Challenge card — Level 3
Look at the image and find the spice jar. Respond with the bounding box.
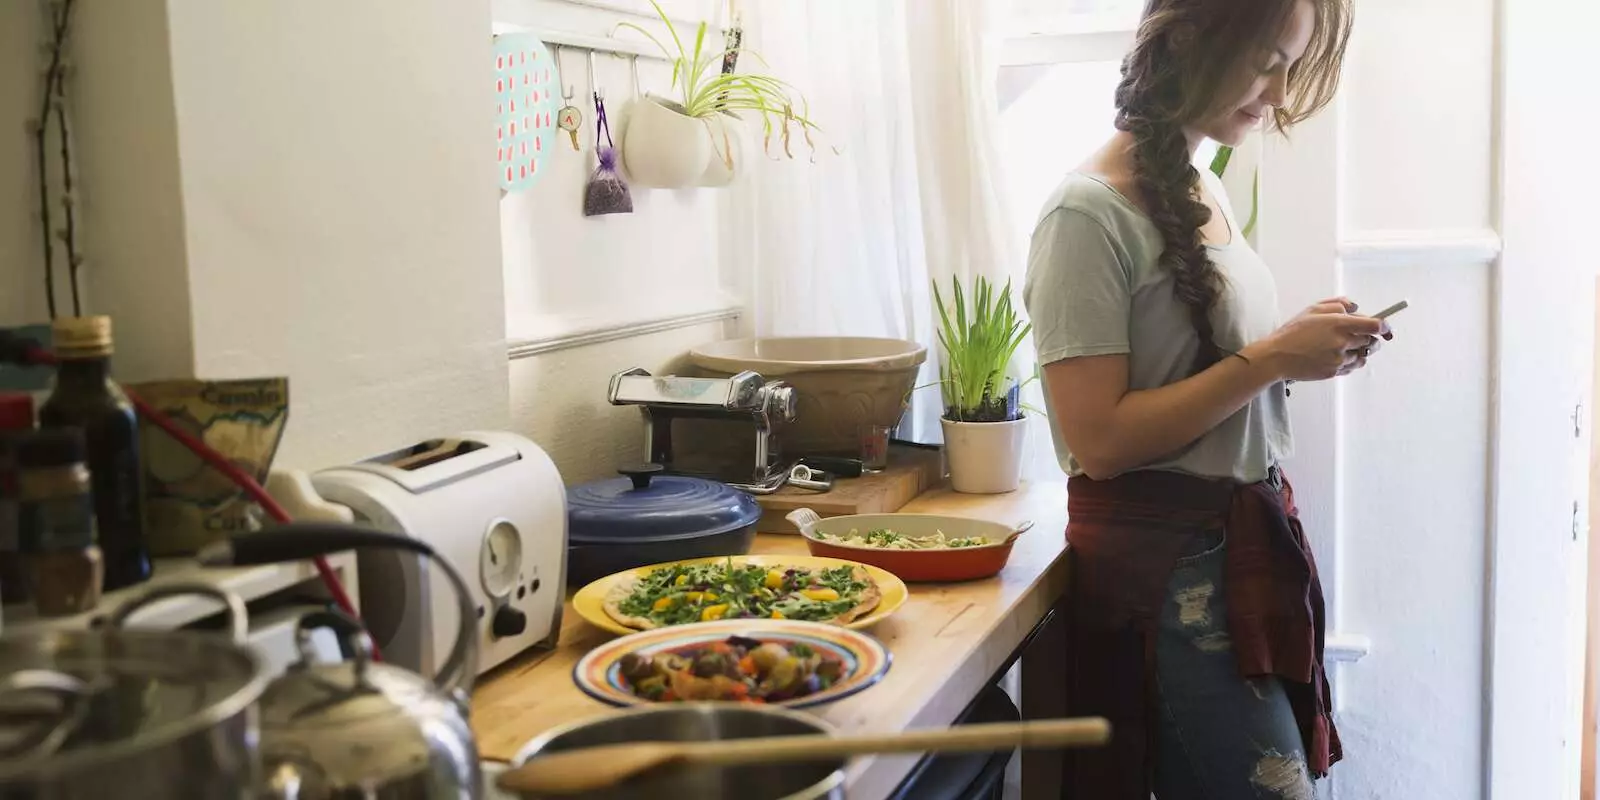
[0,392,36,607]
[17,428,103,616]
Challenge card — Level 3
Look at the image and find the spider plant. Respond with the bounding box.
[616,0,824,163]
[932,276,1033,423]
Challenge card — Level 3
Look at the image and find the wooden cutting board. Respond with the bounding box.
[754,444,945,534]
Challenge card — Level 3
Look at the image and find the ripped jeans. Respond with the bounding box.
[1152,527,1318,800]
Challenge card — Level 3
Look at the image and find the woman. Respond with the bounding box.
[1022,0,1380,797]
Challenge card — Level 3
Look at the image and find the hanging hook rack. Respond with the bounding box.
[586,47,601,101]
[529,28,675,65]
[552,44,575,102]
[546,0,711,33]
[605,51,644,99]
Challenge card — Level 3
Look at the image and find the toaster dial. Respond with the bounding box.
[480,520,523,599]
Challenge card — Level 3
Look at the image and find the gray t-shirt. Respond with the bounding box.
[1022,170,1293,482]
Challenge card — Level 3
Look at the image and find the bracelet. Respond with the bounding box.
[1227,351,1252,366]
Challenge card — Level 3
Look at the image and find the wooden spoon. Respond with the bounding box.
[495,717,1111,796]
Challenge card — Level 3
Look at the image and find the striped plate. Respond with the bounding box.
[573,619,892,710]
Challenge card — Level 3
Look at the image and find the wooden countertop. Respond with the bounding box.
[470,481,1070,799]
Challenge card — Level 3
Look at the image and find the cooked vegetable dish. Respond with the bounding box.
[618,636,846,703]
[603,559,882,631]
[816,528,990,550]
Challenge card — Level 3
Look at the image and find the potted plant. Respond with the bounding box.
[933,276,1033,494]
[617,0,823,188]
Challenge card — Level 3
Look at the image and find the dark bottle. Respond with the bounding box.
[38,316,150,590]
[16,429,103,616]
[0,392,35,605]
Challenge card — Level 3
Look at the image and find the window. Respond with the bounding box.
[997,2,1223,262]
[1004,0,1144,37]
[997,0,1227,479]
[997,2,1141,249]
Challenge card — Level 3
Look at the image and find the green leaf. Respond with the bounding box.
[1209,145,1233,178]
[1242,169,1260,239]
[621,0,821,160]
[929,275,1030,421]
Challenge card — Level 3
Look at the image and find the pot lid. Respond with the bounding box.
[567,465,761,544]
[0,630,266,776]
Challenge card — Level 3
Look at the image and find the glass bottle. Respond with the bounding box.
[39,316,150,590]
[17,429,103,616]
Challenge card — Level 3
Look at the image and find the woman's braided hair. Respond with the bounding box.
[1114,0,1352,372]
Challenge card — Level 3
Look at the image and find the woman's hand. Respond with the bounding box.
[1244,297,1391,382]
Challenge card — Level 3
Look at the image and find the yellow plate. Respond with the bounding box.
[572,555,911,637]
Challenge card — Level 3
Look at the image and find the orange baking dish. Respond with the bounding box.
[785,510,1028,583]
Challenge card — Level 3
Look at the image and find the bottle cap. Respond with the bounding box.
[52,316,114,358]
[16,429,86,468]
[0,393,33,433]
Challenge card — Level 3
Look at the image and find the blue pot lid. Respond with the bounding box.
[567,465,761,544]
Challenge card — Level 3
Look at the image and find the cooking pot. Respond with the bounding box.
[506,704,844,800]
[565,465,759,586]
[198,523,482,800]
[0,584,269,799]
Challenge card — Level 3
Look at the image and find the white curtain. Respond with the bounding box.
[730,0,1031,452]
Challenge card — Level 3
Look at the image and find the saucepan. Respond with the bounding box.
[0,584,269,799]
[494,704,845,800]
[491,705,1113,799]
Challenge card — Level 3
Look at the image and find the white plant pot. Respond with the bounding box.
[622,95,712,189]
[941,417,1028,495]
[697,112,748,187]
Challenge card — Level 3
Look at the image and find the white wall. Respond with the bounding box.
[73,0,198,382]
[494,0,734,343]
[1,0,513,469]
[492,0,741,483]
[162,0,511,468]
[2,0,743,483]
[1488,0,1600,796]
[1,0,49,326]
[1,0,198,382]
[1260,0,1499,797]
[1335,0,1498,790]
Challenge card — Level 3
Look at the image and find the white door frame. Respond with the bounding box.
[1485,0,1599,796]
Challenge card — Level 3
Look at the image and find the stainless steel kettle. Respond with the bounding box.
[200,524,482,799]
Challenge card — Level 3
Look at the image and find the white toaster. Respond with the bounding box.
[309,431,566,676]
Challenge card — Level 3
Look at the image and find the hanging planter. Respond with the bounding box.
[622,95,713,189]
[614,0,827,191]
[696,111,749,187]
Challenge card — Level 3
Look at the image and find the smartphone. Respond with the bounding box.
[1372,300,1409,320]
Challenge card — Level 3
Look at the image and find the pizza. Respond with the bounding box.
[602,559,882,631]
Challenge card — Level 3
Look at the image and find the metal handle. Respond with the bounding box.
[0,670,93,761]
[786,464,833,493]
[1007,521,1035,544]
[795,456,863,478]
[785,508,823,535]
[618,464,663,490]
[292,608,372,675]
[200,524,479,697]
[106,582,250,643]
[767,384,797,422]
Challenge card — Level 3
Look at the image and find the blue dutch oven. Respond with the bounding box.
[565,465,761,586]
